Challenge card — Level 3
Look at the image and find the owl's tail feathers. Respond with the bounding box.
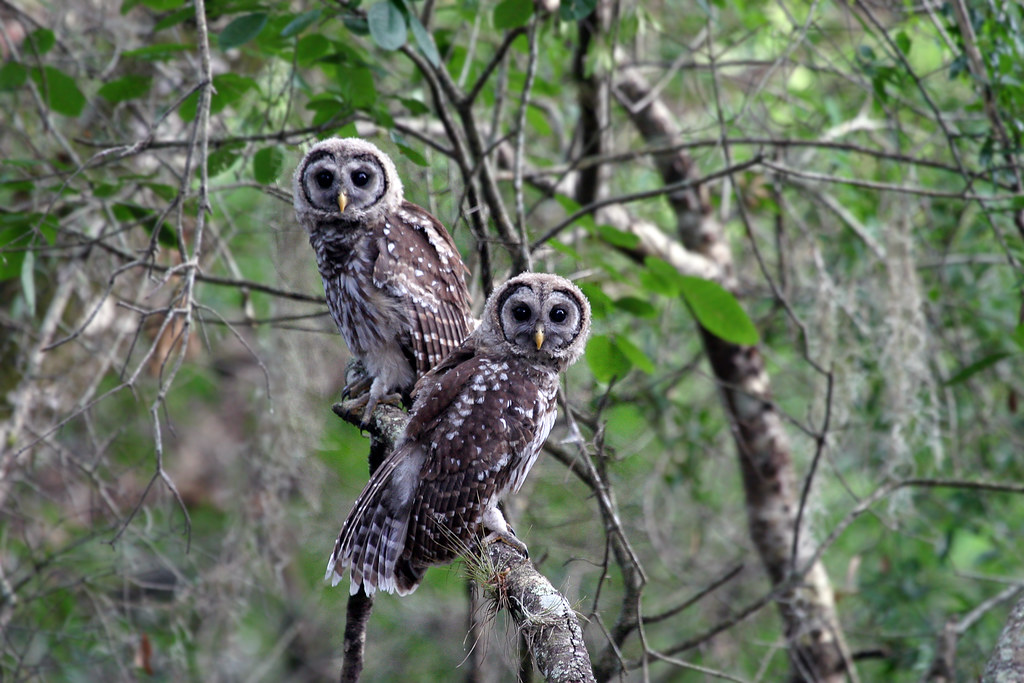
[325,501,413,596]
[325,447,425,595]
[393,560,426,596]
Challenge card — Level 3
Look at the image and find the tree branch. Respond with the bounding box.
[484,541,595,683]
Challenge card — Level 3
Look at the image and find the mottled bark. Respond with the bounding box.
[484,541,595,683]
[612,64,854,683]
[332,397,406,683]
[983,596,1024,682]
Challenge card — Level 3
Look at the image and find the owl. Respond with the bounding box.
[293,137,473,423]
[326,273,591,595]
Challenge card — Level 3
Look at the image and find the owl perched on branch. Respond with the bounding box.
[293,137,473,424]
[327,273,592,595]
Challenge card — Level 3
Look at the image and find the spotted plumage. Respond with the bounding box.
[326,273,592,595]
[293,137,472,422]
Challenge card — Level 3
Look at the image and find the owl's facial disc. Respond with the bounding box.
[301,150,386,217]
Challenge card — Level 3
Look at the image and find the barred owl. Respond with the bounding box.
[326,273,591,595]
[293,137,473,423]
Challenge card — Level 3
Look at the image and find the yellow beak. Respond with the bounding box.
[534,326,545,350]
[337,191,348,213]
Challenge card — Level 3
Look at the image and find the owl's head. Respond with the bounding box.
[481,273,591,369]
[293,137,404,228]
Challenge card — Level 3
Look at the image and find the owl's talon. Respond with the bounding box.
[358,392,405,430]
[483,530,530,559]
[342,375,373,401]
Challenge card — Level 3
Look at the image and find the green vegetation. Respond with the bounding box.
[1,0,1023,680]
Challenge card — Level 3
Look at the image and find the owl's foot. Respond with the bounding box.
[482,529,530,559]
[480,506,529,558]
[341,375,372,401]
[356,391,405,431]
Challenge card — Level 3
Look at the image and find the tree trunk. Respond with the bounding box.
[612,63,855,683]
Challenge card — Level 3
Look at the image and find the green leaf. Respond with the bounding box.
[545,240,580,260]
[207,141,245,176]
[296,34,330,63]
[0,60,28,91]
[337,65,377,109]
[37,214,58,245]
[367,2,407,51]
[98,75,152,104]
[395,143,428,167]
[895,31,911,55]
[399,97,429,115]
[679,275,759,346]
[1012,324,1024,352]
[155,222,177,248]
[0,178,33,192]
[947,529,994,569]
[577,282,612,319]
[144,182,177,201]
[306,95,353,128]
[343,15,370,36]
[596,224,640,249]
[27,28,55,55]
[614,296,657,318]
[139,0,186,10]
[586,333,632,383]
[219,13,268,50]
[92,182,119,198]
[857,44,876,63]
[614,335,655,374]
[212,73,258,111]
[944,352,1012,386]
[30,66,86,117]
[252,146,284,184]
[153,8,192,32]
[20,249,35,316]
[494,0,533,29]
[389,132,425,166]
[408,12,440,67]
[281,8,322,37]
[332,122,360,138]
[526,105,551,136]
[370,105,395,128]
[553,193,595,230]
[640,256,686,296]
[181,73,258,121]
[0,222,30,280]
[559,0,596,21]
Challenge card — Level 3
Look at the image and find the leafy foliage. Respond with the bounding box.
[1,0,1023,681]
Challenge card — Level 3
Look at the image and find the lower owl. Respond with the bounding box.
[326,272,592,595]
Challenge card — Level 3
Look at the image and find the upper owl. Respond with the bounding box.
[293,137,473,424]
[327,272,591,596]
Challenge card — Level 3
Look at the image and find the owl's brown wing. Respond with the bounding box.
[329,349,540,596]
[400,353,555,572]
[372,201,472,376]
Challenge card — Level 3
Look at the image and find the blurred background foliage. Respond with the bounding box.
[1,0,1023,680]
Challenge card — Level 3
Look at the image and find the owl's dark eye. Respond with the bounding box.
[351,170,371,187]
[549,306,568,323]
[512,304,531,322]
[314,170,334,189]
